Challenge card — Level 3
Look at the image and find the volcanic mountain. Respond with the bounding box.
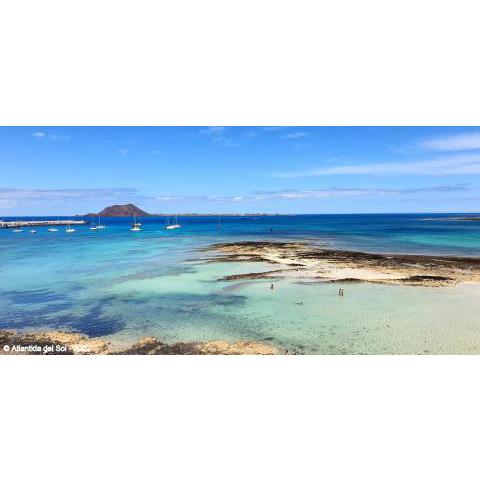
[85,203,151,217]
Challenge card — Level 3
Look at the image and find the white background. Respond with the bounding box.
[1,1,480,479]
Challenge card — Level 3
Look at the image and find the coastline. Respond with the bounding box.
[0,329,280,355]
[3,239,480,355]
[202,241,480,286]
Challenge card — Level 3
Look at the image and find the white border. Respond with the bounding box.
[2,1,480,478]
[2,355,480,479]
[1,0,480,126]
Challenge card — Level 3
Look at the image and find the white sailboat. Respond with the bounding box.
[66,222,75,233]
[165,214,181,230]
[96,216,106,229]
[30,229,37,234]
[89,220,98,230]
[130,213,141,231]
[48,228,58,232]
[13,219,23,232]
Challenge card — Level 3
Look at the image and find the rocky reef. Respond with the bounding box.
[0,330,279,355]
[203,241,480,286]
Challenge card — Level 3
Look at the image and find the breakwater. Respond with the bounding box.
[0,220,87,228]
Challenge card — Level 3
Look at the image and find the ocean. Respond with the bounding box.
[1,213,480,353]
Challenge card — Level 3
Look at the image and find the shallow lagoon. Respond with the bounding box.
[1,214,480,354]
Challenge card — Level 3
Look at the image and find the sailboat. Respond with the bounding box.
[48,227,58,232]
[96,216,106,229]
[89,219,98,230]
[165,214,181,230]
[30,229,37,234]
[130,213,141,231]
[12,219,23,232]
[66,222,75,233]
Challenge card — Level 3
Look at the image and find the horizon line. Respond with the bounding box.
[2,211,480,217]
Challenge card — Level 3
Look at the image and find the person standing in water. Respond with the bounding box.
[270,284,274,290]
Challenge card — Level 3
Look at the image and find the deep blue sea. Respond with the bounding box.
[1,213,480,353]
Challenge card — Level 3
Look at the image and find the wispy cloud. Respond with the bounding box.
[272,154,480,178]
[118,148,129,155]
[153,184,470,203]
[32,131,70,141]
[156,195,184,201]
[282,132,308,140]
[211,136,242,148]
[420,132,480,151]
[1,183,470,213]
[200,126,242,147]
[246,185,470,200]
[200,126,226,135]
[0,187,140,211]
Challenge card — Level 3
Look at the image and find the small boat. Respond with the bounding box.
[30,229,37,234]
[48,228,58,232]
[130,213,141,231]
[165,215,181,230]
[89,222,98,230]
[96,216,106,229]
[66,223,75,233]
[217,215,221,229]
[13,228,23,232]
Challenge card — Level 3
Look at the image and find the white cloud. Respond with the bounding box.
[32,131,70,141]
[212,136,242,148]
[0,187,140,211]
[282,132,308,139]
[420,132,480,151]
[156,195,183,201]
[152,184,470,203]
[200,126,226,135]
[247,185,469,200]
[200,127,242,147]
[272,154,480,178]
[0,199,14,209]
[118,148,129,155]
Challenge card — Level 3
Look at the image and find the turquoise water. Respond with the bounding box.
[1,214,480,353]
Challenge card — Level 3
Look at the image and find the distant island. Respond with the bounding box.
[83,203,284,217]
[85,203,149,217]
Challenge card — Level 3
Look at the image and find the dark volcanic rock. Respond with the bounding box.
[218,270,285,281]
[86,203,150,217]
[400,275,452,282]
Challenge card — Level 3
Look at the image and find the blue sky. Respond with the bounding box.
[1,126,480,215]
